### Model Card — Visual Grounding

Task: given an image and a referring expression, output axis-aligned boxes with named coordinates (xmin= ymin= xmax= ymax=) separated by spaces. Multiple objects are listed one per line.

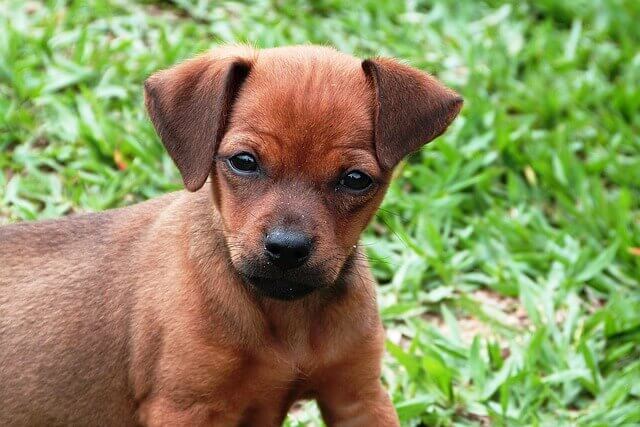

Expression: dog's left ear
xmin=362 ymin=58 xmax=463 ymax=170
xmin=145 ymin=52 xmax=252 ymax=191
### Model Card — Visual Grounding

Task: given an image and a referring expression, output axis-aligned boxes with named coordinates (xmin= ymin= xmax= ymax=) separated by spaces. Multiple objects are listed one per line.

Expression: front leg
xmin=316 ymin=377 xmax=398 ymax=427
xmin=313 ymin=336 xmax=399 ymax=426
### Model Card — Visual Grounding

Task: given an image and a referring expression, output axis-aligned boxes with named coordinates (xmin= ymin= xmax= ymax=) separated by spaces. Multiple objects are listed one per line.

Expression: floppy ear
xmin=144 ymin=52 xmax=252 ymax=191
xmin=362 ymin=58 xmax=463 ymax=170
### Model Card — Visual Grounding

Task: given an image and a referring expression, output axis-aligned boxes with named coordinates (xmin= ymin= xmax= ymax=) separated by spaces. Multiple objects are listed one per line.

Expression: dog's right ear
xmin=144 ymin=52 xmax=252 ymax=191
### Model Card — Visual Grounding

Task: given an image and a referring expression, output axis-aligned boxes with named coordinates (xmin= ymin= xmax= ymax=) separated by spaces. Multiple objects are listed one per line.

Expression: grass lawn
xmin=1 ymin=0 xmax=639 ymax=425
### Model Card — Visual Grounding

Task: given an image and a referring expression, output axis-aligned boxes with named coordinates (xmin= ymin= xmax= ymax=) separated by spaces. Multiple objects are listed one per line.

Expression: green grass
xmin=1 ymin=0 xmax=639 ymax=425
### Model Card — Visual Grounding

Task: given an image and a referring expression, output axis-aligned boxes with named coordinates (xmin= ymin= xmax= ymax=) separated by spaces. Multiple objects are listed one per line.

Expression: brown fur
xmin=0 ymin=45 xmax=461 ymax=426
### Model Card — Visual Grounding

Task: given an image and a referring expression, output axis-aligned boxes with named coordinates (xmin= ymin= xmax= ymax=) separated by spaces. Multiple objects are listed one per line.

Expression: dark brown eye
xmin=339 ymin=170 xmax=373 ymax=192
xmin=227 ymin=152 xmax=258 ymax=175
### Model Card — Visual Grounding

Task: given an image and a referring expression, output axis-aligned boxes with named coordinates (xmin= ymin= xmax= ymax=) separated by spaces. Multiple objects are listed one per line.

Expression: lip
xmin=242 ymin=275 xmax=318 ymax=301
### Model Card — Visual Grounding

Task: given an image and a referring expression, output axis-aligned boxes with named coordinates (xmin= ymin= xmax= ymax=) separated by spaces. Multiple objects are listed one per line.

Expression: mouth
xmin=242 ymin=275 xmax=319 ymax=301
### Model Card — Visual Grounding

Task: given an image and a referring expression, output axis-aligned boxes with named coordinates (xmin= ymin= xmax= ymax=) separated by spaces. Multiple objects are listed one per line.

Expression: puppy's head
xmin=145 ymin=45 xmax=462 ymax=300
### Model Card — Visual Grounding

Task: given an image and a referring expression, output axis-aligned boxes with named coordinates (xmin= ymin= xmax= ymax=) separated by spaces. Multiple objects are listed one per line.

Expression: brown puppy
xmin=0 ymin=45 xmax=461 ymax=426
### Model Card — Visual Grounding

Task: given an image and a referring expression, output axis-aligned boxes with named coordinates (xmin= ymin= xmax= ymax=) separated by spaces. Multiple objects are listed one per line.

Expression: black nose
xmin=264 ymin=227 xmax=313 ymax=270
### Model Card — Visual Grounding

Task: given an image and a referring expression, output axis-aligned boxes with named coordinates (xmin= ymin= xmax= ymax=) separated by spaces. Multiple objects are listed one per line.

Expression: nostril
xmin=265 ymin=241 xmax=282 ymax=257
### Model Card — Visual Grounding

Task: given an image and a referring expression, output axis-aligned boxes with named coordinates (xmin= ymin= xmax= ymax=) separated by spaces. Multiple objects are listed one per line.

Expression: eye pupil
xmin=228 ymin=153 xmax=258 ymax=173
xmin=340 ymin=170 xmax=373 ymax=191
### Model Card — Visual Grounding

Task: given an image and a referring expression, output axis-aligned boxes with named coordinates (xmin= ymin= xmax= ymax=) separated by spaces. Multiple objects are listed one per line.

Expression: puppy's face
xmin=215 ymin=52 xmax=385 ymax=299
xmin=145 ymin=46 xmax=462 ymax=300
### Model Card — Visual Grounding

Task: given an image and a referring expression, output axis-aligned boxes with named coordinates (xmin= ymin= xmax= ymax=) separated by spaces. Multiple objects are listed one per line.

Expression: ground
xmin=1 ymin=0 xmax=639 ymax=425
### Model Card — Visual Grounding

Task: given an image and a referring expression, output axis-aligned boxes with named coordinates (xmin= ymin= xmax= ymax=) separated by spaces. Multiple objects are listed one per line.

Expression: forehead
xmin=223 ymin=47 xmax=376 ymax=175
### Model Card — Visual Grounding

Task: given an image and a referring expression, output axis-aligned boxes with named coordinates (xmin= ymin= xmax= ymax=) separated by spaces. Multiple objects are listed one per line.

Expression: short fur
xmin=0 ymin=45 xmax=461 ymax=426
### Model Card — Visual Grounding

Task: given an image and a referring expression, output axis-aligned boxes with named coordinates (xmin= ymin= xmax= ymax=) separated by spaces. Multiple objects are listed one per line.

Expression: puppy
xmin=0 ymin=45 xmax=462 ymax=426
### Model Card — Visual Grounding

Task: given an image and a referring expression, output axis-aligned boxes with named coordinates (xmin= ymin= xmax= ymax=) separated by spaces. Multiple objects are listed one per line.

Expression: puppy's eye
xmin=339 ymin=170 xmax=373 ymax=192
xmin=227 ymin=152 xmax=258 ymax=174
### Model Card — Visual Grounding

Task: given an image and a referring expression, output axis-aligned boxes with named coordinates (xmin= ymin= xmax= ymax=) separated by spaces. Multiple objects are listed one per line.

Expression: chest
xmin=134 ymin=283 xmax=371 ymax=426
xmin=232 ymin=348 xmax=318 ymax=426
xmin=142 ymin=315 xmax=347 ymax=423
xmin=142 ymin=344 xmax=322 ymax=426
